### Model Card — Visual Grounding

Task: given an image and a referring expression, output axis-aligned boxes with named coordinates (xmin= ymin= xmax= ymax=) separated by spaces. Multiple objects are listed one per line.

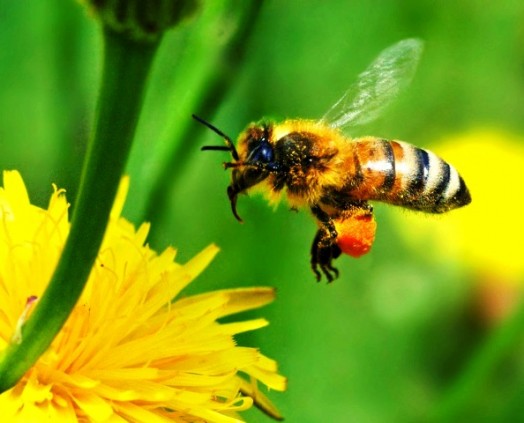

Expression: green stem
xmin=123 ymin=1 xmax=263 ymax=230
xmin=430 ymin=297 xmax=524 ymax=421
xmin=144 ymin=0 xmax=263 ymax=237
xmin=0 ymin=28 xmax=159 ymax=391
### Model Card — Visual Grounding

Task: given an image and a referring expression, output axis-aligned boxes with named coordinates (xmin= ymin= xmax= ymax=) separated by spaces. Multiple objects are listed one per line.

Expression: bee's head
xmin=193 ymin=115 xmax=276 ymax=222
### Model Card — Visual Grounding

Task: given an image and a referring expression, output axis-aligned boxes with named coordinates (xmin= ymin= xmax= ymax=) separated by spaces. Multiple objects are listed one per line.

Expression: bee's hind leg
xmin=310 ymin=205 xmax=341 ymax=282
xmin=310 ymin=229 xmax=341 ymax=282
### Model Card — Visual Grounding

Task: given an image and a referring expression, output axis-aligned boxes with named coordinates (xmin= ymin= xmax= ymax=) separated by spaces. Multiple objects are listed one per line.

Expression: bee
xmin=193 ymin=39 xmax=471 ymax=282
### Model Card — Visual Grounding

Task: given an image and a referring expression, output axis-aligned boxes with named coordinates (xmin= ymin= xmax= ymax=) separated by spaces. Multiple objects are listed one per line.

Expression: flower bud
xmin=81 ymin=0 xmax=201 ymax=41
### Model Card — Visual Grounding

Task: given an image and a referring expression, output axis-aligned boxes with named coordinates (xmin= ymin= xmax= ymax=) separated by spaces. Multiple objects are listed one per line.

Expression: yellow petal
xmin=0 ymin=173 xmax=285 ymax=421
xmin=110 ymin=176 xmax=130 ymax=220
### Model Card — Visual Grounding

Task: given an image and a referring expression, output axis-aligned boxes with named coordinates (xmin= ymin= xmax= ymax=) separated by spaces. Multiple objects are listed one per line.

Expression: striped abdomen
xmin=346 ymin=138 xmax=471 ymax=213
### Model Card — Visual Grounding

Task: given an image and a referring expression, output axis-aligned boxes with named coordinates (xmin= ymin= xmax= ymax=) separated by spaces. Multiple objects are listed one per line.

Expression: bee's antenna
xmin=192 ymin=114 xmax=239 ymax=161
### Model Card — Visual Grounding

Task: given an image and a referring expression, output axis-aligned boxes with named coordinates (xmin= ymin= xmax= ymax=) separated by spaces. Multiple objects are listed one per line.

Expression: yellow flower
xmin=391 ymin=129 xmax=524 ymax=281
xmin=0 ymin=171 xmax=286 ymax=422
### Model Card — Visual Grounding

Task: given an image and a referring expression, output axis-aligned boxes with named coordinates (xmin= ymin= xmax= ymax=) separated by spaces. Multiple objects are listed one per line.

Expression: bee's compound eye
xmin=248 ymin=142 xmax=274 ymax=164
xmin=259 ymin=144 xmax=273 ymax=162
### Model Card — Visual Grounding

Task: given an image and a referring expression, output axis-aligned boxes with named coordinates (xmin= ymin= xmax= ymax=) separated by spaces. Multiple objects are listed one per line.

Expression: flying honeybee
xmin=193 ymin=39 xmax=471 ymax=282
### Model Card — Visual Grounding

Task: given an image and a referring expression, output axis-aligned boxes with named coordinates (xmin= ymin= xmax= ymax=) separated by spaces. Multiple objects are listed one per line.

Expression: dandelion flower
xmin=0 ymin=170 xmax=286 ymax=422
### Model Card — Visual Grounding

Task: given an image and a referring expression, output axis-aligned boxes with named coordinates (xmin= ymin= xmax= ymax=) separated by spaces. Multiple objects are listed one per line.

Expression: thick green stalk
xmin=0 ymin=28 xmax=159 ymax=391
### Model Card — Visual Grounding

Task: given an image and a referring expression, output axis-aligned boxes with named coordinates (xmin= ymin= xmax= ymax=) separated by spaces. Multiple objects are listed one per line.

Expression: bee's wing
xmin=321 ymin=38 xmax=424 ymax=130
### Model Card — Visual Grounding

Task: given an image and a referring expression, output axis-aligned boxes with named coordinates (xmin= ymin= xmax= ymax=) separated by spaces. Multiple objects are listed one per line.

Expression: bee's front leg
xmin=310 ymin=205 xmax=341 ymax=282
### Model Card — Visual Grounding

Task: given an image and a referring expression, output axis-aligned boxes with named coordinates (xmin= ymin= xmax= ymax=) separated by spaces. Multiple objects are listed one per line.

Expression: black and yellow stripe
xmin=347 ymin=139 xmax=471 ymax=213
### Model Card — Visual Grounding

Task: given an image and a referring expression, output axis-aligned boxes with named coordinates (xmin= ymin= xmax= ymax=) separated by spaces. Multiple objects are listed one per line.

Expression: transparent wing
xmin=321 ymin=38 xmax=424 ymax=129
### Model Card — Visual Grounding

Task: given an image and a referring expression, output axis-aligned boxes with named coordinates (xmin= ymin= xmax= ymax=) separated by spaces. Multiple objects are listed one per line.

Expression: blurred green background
xmin=2 ymin=0 xmax=524 ymax=421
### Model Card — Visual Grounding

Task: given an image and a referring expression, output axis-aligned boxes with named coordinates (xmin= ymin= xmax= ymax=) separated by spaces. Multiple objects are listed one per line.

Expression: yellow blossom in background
xmin=0 ymin=171 xmax=285 ymax=422
xmin=391 ymin=129 xmax=524 ymax=282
